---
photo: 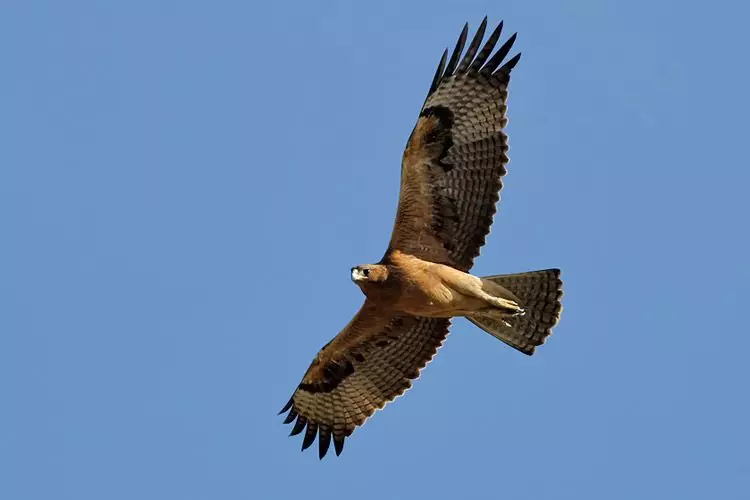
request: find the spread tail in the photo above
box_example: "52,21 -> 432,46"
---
467,269 -> 563,355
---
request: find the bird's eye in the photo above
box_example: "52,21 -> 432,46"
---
362,269 -> 370,277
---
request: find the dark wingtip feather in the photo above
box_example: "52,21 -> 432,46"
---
289,415 -> 307,436
282,406 -> 298,424
498,51 -> 522,74
482,32 -> 518,75
278,397 -> 293,415
318,427 -> 332,459
470,20 -> 503,71
333,435 -> 345,456
455,17 -> 488,74
428,49 -> 448,95
444,23 -> 469,77
301,422 -> 318,451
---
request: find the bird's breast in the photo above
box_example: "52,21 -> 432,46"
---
381,252 -> 465,317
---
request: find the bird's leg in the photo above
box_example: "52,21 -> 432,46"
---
431,264 -> 526,317
486,296 -> 525,316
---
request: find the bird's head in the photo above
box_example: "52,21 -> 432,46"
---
351,264 -> 389,286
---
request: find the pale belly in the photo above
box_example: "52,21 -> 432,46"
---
398,297 -> 489,318
394,268 -> 488,318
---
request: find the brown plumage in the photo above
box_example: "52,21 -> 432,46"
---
279,18 -> 563,459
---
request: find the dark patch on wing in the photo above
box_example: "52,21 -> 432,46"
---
298,358 -> 355,394
421,105 -> 455,157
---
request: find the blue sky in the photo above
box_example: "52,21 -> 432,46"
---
3,1 -> 749,498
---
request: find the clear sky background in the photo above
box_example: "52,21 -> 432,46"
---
3,1 -> 749,499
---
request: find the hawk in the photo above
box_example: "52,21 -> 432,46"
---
279,18 -> 563,459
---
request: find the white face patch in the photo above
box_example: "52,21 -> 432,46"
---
351,268 -> 365,282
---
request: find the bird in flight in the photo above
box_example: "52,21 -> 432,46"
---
279,18 -> 563,459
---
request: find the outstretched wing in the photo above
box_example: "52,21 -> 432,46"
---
385,18 -> 521,272
279,301 -> 450,458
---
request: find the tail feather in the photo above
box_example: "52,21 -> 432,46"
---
467,269 -> 563,355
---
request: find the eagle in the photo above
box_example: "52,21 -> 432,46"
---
279,18 -> 563,459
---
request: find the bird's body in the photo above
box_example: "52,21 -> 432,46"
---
279,18 -> 564,459
353,250 -> 523,319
